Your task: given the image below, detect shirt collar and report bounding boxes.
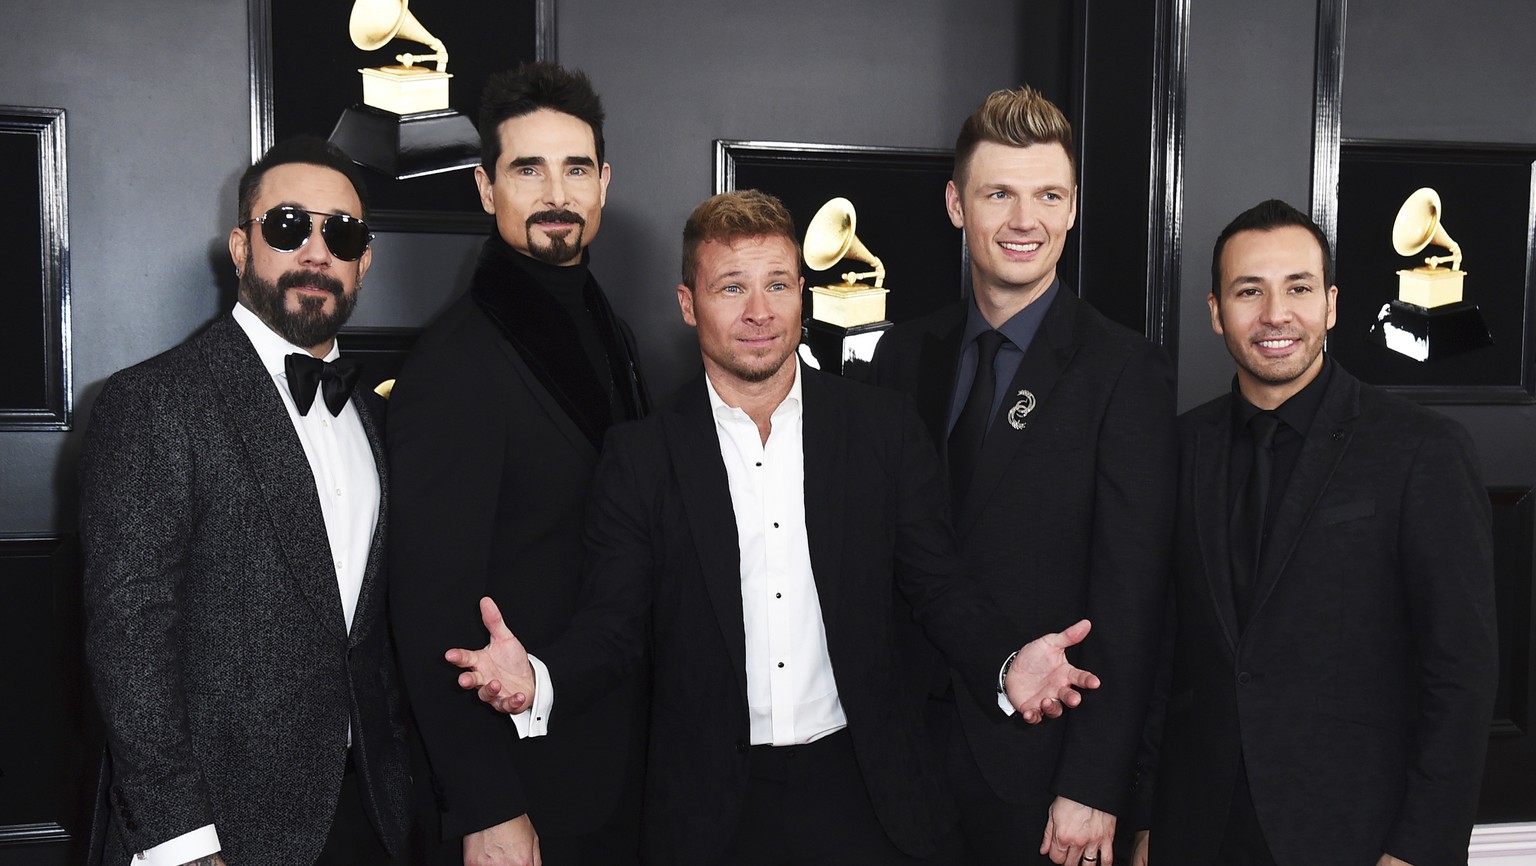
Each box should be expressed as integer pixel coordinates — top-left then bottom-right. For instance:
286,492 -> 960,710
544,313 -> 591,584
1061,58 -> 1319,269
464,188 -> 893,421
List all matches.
1231,353 -> 1333,437
961,278 -> 1060,351
232,301 -> 341,379
705,360 -> 803,421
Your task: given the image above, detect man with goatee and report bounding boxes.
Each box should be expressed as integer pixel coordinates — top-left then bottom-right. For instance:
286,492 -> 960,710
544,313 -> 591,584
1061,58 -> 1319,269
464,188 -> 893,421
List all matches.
81,135 -> 411,866
388,62 -> 649,866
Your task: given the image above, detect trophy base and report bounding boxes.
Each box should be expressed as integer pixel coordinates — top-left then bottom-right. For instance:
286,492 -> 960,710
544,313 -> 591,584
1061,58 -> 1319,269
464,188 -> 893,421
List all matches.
359,66 -> 454,115
1367,299 -> 1492,362
1396,266 -> 1466,308
329,104 -> 480,181
810,284 -> 889,328
803,318 -> 891,378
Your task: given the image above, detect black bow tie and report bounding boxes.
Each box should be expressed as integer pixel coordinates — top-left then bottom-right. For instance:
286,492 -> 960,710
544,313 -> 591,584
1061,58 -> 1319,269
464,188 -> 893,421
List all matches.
284,353 -> 361,416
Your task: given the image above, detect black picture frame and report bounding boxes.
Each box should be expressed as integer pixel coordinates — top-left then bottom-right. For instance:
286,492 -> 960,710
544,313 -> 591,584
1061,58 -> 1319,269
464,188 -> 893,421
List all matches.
0,105 -> 71,431
714,141 -> 969,327
338,326 -> 420,396
1329,140 -> 1536,403
248,0 -> 556,233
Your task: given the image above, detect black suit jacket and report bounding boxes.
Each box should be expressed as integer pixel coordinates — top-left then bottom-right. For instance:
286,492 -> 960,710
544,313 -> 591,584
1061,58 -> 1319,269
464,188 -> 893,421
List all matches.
1140,363 -> 1497,866
869,288 -> 1176,813
539,367 -> 1018,865
388,239 -> 649,840
80,314 -> 411,865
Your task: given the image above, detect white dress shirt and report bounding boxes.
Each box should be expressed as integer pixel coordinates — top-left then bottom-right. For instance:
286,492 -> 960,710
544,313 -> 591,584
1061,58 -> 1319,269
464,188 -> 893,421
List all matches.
133,303 -> 380,865
706,366 -> 848,746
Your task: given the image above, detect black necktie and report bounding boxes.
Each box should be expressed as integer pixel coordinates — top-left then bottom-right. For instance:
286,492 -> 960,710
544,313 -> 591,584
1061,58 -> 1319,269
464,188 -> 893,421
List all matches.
949,330 -> 1006,508
1230,412 -> 1281,629
284,353 -> 361,417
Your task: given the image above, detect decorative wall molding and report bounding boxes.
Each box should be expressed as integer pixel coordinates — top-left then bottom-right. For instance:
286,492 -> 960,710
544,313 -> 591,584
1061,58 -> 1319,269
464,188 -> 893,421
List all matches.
1472,822 -> 1536,863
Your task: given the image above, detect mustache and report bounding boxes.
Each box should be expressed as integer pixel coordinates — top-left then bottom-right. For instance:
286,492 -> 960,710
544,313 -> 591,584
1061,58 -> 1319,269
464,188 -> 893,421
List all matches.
275,268 -> 345,298
526,209 -> 585,229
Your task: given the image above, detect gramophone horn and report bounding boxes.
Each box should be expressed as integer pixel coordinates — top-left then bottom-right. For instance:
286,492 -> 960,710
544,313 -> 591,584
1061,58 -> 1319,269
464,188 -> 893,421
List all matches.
349,0 -> 441,56
804,197 -> 881,274
1392,187 -> 1460,259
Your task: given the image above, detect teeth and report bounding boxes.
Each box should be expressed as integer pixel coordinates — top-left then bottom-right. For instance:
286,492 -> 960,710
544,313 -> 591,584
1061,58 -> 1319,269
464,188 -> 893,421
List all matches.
1000,242 -> 1040,252
1258,339 -> 1295,348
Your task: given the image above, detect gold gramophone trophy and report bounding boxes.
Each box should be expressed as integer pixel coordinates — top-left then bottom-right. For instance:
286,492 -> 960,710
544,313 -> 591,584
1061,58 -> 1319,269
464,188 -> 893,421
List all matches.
1366,187 -> 1491,361
327,0 -> 480,180
800,197 -> 893,376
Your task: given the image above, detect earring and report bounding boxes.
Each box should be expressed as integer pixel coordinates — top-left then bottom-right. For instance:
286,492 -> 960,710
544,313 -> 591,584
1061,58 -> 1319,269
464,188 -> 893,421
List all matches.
235,267 -> 242,278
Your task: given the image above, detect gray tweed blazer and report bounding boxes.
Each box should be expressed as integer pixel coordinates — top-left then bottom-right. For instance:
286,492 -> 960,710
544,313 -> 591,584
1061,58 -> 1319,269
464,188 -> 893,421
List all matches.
80,314 -> 411,865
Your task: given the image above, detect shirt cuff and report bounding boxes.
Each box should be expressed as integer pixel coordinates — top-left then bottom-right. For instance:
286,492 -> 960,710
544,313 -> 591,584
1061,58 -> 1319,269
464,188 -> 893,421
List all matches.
131,824 -> 220,865
998,650 -> 1018,717
510,653 -> 553,738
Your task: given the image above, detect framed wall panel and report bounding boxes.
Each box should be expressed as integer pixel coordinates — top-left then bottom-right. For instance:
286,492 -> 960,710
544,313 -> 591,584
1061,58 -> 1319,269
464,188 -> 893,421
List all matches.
248,0 -> 556,233
0,106 -> 71,430
714,140 -> 967,327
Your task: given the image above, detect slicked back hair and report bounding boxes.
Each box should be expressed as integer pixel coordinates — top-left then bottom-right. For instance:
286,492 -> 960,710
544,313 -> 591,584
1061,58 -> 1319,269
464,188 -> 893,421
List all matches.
953,85 -> 1076,189
1211,199 -> 1335,304
479,61 -> 605,176
237,135 -> 369,223
681,190 -> 799,289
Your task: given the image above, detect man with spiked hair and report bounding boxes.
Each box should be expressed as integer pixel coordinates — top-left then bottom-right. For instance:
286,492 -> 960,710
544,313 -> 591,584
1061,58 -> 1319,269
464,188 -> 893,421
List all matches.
388,61 -> 649,865
870,85 -> 1177,866
81,135 -> 411,865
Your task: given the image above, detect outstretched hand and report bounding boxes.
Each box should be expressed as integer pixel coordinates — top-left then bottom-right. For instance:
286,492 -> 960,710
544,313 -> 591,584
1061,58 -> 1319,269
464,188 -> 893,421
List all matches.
1005,619 -> 1100,724
445,596 -> 536,714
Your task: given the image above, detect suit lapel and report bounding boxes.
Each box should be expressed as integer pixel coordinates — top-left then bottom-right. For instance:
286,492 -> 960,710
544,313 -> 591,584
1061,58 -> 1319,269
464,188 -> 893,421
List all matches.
1248,367 -> 1359,622
662,377 -> 750,702
800,367 -> 847,628
956,290 -> 1078,535
200,317 -> 347,640
1191,405 -> 1241,650
489,332 -> 599,463
348,391 -> 388,646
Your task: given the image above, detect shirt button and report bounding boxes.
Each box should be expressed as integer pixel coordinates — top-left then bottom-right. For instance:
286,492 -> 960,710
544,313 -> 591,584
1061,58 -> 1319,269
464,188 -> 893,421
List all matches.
755,462 -> 762,467
772,522 -> 780,529
334,487 -> 343,497
321,419 -> 329,428
775,592 -> 782,599
777,662 -> 785,669
1238,672 -> 1252,685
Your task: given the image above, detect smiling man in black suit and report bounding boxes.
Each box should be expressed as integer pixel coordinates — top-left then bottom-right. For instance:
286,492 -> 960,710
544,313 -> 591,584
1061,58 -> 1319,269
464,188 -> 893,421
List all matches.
869,85 -> 1177,866
80,136 -> 410,866
1131,199 -> 1498,866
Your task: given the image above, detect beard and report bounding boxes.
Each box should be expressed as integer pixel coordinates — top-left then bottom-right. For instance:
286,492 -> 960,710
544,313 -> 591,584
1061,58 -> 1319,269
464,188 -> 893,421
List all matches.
524,209 -> 587,265
239,257 -> 358,349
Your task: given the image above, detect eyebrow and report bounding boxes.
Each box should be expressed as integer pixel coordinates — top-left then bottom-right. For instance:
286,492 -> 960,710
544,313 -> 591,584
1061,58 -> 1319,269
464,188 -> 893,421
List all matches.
508,155 -> 597,169
1230,271 -> 1318,287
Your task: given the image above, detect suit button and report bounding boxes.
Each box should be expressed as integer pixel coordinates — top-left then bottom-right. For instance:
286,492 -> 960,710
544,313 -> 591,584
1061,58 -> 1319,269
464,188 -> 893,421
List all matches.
1237,672 -> 1252,685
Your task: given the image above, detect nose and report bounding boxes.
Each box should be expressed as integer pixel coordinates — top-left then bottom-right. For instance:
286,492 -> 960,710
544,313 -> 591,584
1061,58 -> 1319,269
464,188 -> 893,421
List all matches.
543,172 -> 569,207
743,288 -> 773,325
1258,291 -> 1293,325
296,216 -> 334,267
1005,197 -> 1040,231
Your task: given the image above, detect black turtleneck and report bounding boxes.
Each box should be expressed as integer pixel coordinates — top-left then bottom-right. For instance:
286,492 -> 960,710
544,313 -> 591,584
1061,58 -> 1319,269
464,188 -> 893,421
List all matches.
503,247 -> 617,414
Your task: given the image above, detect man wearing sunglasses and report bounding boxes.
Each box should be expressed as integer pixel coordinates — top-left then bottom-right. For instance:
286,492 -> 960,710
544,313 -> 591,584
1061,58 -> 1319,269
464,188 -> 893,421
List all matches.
80,136 -> 411,866
388,62 -> 650,866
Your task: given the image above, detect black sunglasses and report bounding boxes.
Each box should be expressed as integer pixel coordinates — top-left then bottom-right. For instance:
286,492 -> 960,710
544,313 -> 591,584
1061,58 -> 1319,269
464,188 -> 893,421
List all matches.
242,206 -> 373,262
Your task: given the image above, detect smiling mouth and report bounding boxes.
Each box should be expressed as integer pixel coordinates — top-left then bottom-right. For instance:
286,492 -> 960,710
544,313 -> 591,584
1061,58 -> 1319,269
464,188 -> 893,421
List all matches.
1000,241 -> 1041,253
1256,338 -> 1299,350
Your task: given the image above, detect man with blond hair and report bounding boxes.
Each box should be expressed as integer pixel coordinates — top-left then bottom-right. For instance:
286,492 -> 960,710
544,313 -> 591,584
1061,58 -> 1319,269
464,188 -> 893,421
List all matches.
871,86 -> 1177,866
446,189 -> 1107,865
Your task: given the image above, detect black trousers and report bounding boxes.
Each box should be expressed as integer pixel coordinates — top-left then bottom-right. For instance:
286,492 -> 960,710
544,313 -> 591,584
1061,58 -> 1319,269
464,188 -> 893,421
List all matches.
719,729 -> 964,866
316,752 -> 405,866
932,699 -> 1058,866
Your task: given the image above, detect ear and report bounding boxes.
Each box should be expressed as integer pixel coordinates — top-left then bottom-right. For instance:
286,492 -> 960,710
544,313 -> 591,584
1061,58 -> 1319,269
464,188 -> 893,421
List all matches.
474,165 -> 496,215
945,180 -> 965,229
1066,185 -> 1079,231
1207,292 -> 1223,336
599,162 -> 611,208
676,283 -> 697,327
229,225 -> 248,273
1325,284 -> 1338,330
356,243 -> 374,282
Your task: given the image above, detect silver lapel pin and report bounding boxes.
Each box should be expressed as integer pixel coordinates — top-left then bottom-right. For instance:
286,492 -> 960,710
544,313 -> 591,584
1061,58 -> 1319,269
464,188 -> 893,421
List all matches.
1007,389 -> 1037,430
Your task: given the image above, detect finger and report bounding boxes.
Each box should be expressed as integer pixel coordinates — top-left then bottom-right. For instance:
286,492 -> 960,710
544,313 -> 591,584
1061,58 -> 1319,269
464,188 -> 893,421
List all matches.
1059,687 -> 1083,708
1069,665 -> 1102,690
1099,844 -> 1114,866
1040,820 -> 1055,856
1050,618 -> 1093,648
1041,696 -> 1065,719
445,647 -> 476,667
480,595 -> 514,640
1019,706 -> 1038,724
458,670 -> 489,690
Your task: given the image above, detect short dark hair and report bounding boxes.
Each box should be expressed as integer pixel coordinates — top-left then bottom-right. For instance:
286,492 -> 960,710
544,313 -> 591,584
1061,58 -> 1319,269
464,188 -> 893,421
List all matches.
237,135 -> 369,224
479,62 -> 605,176
1210,199 -> 1334,303
954,85 -> 1075,189
681,190 -> 799,289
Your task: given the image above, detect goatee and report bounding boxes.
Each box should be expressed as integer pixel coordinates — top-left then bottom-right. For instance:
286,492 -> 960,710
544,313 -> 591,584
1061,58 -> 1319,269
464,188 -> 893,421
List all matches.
239,261 -> 358,350
525,209 -> 586,265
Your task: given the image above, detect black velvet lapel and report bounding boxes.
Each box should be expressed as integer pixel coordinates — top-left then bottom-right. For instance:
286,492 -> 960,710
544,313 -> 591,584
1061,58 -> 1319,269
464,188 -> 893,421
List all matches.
471,235 -> 645,450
